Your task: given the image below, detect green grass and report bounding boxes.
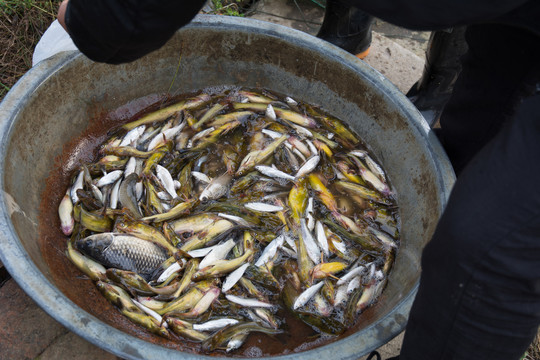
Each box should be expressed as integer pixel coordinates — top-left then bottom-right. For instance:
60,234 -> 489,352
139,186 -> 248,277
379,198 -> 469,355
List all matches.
210,0 -> 246,17
0,0 -> 60,101
0,0 -> 56,16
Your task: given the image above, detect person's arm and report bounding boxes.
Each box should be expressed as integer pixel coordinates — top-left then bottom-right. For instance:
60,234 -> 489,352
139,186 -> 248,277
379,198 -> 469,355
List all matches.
57,0 -> 68,29
57,0 -> 206,64
344,0 -> 533,31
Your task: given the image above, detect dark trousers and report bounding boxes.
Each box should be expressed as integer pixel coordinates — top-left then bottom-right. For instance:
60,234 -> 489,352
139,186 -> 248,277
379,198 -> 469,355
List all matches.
400,24 -> 540,360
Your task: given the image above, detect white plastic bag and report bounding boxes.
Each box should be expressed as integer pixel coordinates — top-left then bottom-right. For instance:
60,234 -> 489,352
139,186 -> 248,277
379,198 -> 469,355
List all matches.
32,20 -> 78,66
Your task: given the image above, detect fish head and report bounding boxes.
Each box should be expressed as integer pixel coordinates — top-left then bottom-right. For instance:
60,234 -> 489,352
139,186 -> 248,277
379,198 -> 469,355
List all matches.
75,233 -> 114,260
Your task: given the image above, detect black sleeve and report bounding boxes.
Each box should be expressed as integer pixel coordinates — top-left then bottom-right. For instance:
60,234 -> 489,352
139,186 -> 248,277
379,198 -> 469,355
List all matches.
344,0 -> 535,32
65,0 -> 206,64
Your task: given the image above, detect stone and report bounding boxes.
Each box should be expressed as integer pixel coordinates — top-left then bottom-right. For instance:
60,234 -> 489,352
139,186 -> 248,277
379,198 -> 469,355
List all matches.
0,279 -> 67,359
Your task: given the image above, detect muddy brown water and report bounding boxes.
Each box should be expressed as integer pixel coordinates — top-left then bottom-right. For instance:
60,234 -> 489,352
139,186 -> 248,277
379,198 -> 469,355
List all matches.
38,92 -> 389,357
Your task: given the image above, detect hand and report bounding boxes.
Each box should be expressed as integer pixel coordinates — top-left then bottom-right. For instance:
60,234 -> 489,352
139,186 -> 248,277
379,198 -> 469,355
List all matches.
57,0 -> 69,31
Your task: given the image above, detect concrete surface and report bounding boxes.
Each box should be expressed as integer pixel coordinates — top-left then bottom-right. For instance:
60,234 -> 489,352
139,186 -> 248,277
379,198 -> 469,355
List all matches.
0,1 -> 429,359
363,32 -> 424,94
249,0 -> 428,94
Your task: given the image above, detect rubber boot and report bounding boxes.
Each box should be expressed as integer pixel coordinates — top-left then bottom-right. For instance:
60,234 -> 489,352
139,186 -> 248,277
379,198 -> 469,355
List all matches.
406,27 -> 468,126
316,0 -> 374,59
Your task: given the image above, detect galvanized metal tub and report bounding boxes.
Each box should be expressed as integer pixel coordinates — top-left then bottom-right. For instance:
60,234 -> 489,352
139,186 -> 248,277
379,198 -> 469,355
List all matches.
0,15 -> 454,360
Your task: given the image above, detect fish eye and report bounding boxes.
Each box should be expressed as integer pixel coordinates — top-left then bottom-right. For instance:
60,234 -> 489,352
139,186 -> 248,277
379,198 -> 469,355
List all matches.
85,239 -> 92,247
181,231 -> 193,239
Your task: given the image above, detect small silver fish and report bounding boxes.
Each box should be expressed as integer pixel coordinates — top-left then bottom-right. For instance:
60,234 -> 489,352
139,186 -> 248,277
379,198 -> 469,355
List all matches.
362,263 -> 374,281
330,236 -> 348,255
96,170 -> 123,188
292,147 -> 307,162
157,262 -> 182,283
110,178 -> 121,210
156,165 -> 177,198
191,171 -> 212,184
305,139 -> 318,155
265,104 -> 277,120
295,155 -> 320,179
156,191 -> 170,201
147,122 -> 185,151
306,197 -> 314,214
188,127 -> 215,148
75,233 -> 168,280
255,165 -> 295,181
199,239 -> 236,269
135,181 -> 144,202
347,276 -> 362,293
291,123 -> 313,138
334,284 -> 348,307
281,246 -> 297,259
227,333 -> 248,352
137,126 -> 160,147
70,170 -> 84,204
361,153 -> 387,182
199,173 -> 233,202
288,136 -> 311,158
262,128 -> 283,139
119,173 -> 143,218
123,157 -> 137,178
132,299 -> 167,328
370,228 -> 398,249
285,96 -> 298,106
372,269 -> 385,282
315,221 -> 329,257
300,219 -> 320,265
337,265 -> 366,286
283,232 -> 297,252
225,294 -> 273,308
293,281 -> 324,310
350,150 -> 384,177
254,235 -> 284,267
222,263 -> 250,292
244,202 -> 283,212
217,213 -> 252,227
187,245 -> 219,258
193,318 -> 240,332
90,184 -> 104,203
120,125 -> 146,147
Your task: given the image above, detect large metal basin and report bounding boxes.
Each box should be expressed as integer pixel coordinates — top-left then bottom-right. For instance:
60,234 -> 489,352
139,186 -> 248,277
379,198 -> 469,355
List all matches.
0,15 -> 454,359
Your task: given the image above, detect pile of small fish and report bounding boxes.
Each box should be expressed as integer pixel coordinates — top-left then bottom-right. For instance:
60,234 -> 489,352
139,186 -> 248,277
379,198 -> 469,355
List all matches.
59,89 -> 399,353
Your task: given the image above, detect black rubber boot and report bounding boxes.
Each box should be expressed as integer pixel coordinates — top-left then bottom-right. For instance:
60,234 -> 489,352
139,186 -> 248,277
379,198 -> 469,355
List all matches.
366,351 -> 381,360
406,27 -> 468,126
316,0 -> 374,58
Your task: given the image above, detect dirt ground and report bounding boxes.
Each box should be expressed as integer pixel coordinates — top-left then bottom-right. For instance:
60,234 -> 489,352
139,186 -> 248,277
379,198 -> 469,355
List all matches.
0,1 -> 59,100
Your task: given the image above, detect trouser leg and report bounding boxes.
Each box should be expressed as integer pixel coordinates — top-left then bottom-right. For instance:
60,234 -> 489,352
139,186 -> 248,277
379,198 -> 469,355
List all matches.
406,27 -> 468,127
317,0 -> 374,56
400,92 -> 540,360
438,24 -> 540,175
